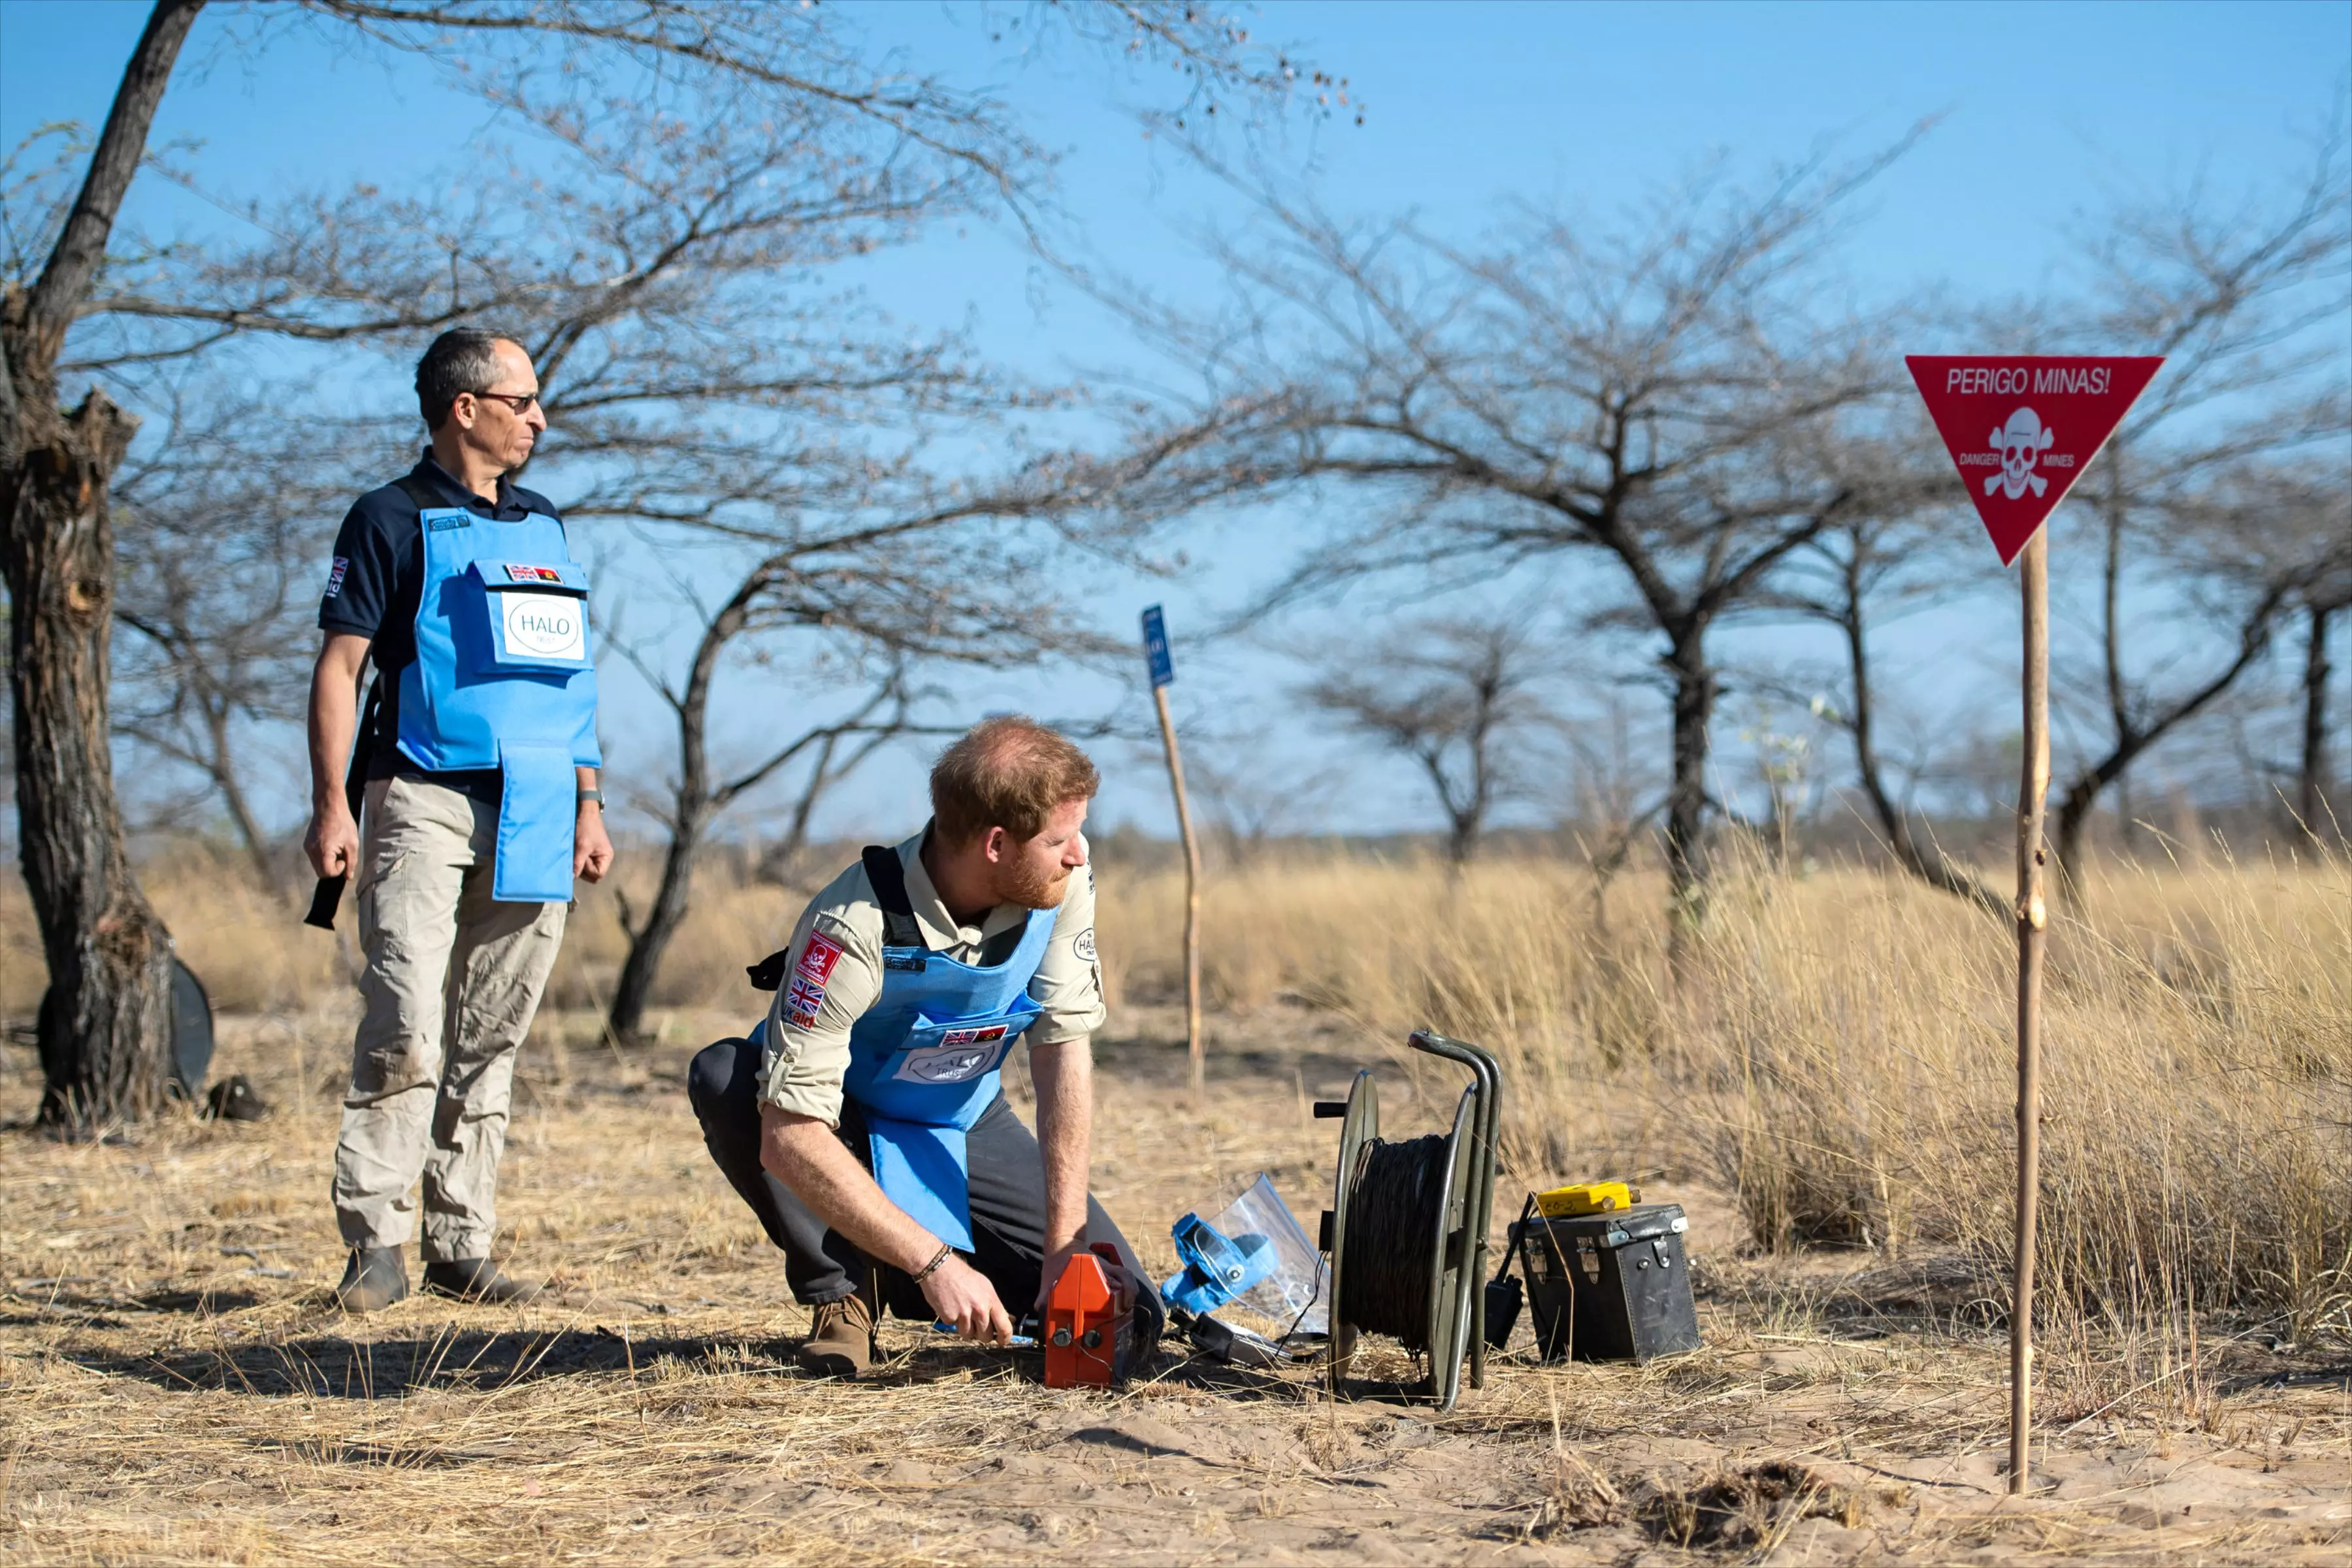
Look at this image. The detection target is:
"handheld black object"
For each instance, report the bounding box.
[303,680,380,931]
[304,875,347,931]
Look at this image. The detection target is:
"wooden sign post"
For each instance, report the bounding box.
[1142,606,1203,1094]
[2010,528,2051,1494]
[1906,355,2163,1495]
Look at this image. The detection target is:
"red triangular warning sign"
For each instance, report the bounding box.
[1906,355,2164,565]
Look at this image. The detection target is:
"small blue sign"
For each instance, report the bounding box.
[1141,604,1175,689]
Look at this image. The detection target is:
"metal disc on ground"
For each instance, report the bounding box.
[170,960,214,1096]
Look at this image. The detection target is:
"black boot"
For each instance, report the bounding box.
[423,1256,543,1304]
[335,1247,410,1313]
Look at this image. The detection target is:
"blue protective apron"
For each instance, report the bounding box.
[748,843,1054,1250]
[392,479,600,902]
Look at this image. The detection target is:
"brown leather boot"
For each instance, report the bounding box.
[796,1284,878,1379]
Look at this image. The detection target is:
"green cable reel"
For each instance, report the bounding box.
[1318,1030,1502,1411]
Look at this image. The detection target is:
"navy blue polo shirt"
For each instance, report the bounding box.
[318,452,564,800]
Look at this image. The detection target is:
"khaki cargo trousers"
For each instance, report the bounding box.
[333,776,567,1262]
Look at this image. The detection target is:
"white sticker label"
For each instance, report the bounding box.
[501,591,585,659]
[894,1043,1002,1085]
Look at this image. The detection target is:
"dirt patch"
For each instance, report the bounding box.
[1,1003,2347,1565]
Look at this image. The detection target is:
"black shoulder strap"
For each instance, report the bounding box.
[393,472,452,515]
[747,845,925,991]
[861,845,926,951]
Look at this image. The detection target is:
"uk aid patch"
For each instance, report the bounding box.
[785,974,828,1030]
[323,557,350,598]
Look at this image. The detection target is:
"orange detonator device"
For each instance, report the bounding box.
[1043,1243,1134,1388]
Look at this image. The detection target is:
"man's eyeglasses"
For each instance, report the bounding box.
[468,389,541,414]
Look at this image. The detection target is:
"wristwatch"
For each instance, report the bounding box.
[576,788,603,808]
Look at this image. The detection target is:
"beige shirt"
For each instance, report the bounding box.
[757,825,1104,1125]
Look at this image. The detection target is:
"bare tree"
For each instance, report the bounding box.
[596,472,1115,1045]
[1,0,1327,1126]
[1,0,207,1127]
[2036,131,2351,882]
[1097,140,1918,928]
[1774,498,2008,913]
[2295,538,2351,837]
[1182,747,1348,863]
[1556,684,1666,926]
[109,385,356,896]
[1300,617,1548,866]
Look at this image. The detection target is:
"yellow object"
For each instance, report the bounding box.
[1537,1182,1634,1218]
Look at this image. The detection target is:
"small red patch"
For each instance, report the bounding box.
[796,932,843,982]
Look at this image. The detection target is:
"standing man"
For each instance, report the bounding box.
[305,327,612,1312]
[688,717,1162,1378]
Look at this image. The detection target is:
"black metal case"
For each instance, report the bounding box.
[1511,1202,1699,1363]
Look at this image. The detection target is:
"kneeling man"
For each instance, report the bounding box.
[689,717,1161,1377]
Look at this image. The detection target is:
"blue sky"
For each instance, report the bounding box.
[4,1,2346,843]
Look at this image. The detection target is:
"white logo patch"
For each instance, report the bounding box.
[896,1044,998,1085]
[1073,928,1096,961]
[502,591,585,659]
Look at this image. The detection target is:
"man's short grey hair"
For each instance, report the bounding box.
[415,327,521,430]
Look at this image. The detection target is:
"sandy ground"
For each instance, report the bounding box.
[1,1000,2345,1565]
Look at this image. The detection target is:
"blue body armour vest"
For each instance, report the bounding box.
[393,480,600,902]
[751,845,1054,1250]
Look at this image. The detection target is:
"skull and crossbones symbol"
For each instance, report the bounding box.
[1987,406,2055,500]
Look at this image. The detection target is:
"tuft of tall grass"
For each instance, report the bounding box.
[7,832,2344,1334]
[1103,841,2352,1335]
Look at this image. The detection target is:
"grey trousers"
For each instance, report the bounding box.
[332,776,567,1261]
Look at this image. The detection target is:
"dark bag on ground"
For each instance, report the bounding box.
[1510,1201,1699,1363]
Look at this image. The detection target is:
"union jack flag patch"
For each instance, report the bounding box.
[504,563,564,583]
[785,973,827,1029]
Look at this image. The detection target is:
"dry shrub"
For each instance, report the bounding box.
[1104,841,2352,1333]
[0,841,798,1036]
[542,866,794,1019]
[1,840,351,1017]
[1641,1461,1865,1550]
[5,830,2344,1334]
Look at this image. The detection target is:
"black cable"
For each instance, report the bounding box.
[1338,1133,1451,1350]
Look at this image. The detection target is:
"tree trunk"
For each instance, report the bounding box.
[1837,598,2005,913]
[2099,449,2136,858]
[606,578,742,1043]
[607,800,707,1043]
[5,392,175,1127]
[205,696,287,900]
[1662,631,1717,945]
[0,0,206,1128]
[2052,769,2104,891]
[2053,587,2287,894]
[2301,600,2335,836]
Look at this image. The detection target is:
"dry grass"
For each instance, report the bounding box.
[3,1000,2347,1565]
[2,843,2347,1563]
[1099,844,2352,1336]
